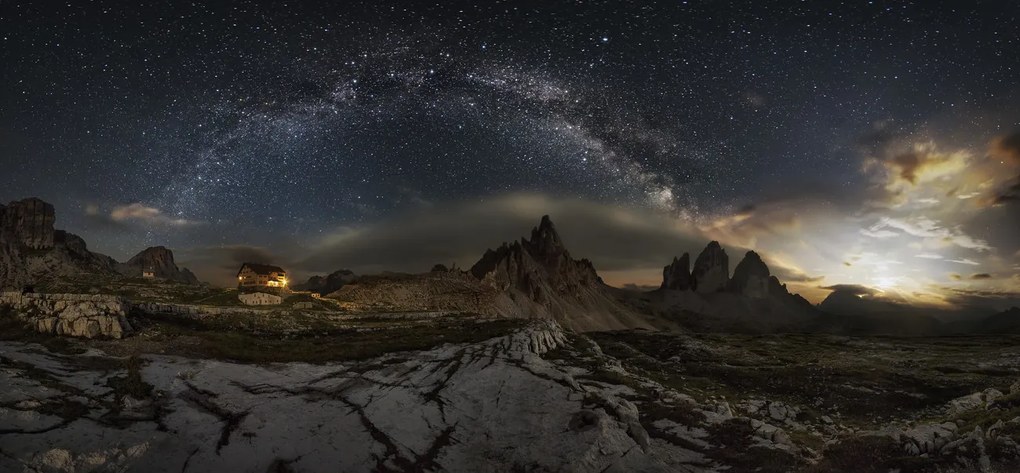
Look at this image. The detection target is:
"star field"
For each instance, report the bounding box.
[1,1,1018,300]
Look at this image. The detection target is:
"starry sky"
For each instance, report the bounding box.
[1,1,1018,312]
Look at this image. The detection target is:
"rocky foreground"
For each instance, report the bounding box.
[3,321,1020,472]
[0,321,667,472]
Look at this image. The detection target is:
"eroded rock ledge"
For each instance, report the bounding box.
[0,292,132,339]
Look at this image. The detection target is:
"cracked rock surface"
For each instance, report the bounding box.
[4,323,1020,472]
[0,321,684,472]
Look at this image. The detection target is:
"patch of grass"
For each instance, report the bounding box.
[579,368,636,388]
[703,419,803,473]
[589,330,1009,423]
[183,289,245,306]
[105,356,154,400]
[134,313,528,363]
[0,306,31,338]
[804,435,948,473]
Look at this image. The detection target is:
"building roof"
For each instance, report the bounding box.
[238,262,286,276]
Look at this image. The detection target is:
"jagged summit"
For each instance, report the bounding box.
[645,243,818,332]
[692,241,729,293]
[661,253,691,290]
[524,215,567,259]
[471,215,599,290]
[470,215,653,332]
[119,246,199,284]
[660,245,792,300]
[728,250,771,298]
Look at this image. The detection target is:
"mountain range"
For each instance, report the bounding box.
[0,198,200,290]
[3,197,1016,335]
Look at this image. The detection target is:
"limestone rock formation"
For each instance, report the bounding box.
[0,198,56,249]
[691,241,729,293]
[0,321,694,472]
[295,269,357,295]
[638,242,823,333]
[727,251,771,298]
[470,215,655,331]
[471,216,603,301]
[660,253,692,290]
[0,292,132,338]
[0,198,119,289]
[119,246,200,284]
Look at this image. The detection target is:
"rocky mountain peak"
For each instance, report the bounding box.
[468,215,650,331]
[692,241,729,293]
[728,250,772,298]
[524,215,568,260]
[661,253,692,290]
[1,197,122,289]
[120,246,199,284]
[126,246,173,267]
[472,216,594,287]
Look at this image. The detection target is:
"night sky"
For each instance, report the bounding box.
[2,1,1018,310]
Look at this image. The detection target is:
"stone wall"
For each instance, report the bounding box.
[0,292,132,339]
[133,301,285,319]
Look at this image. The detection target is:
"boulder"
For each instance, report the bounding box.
[947,388,1004,416]
[899,422,958,455]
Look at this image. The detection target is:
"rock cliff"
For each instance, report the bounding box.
[470,215,655,331]
[0,292,132,338]
[0,197,56,249]
[326,271,515,314]
[660,253,692,290]
[0,198,120,289]
[118,246,200,284]
[0,198,200,289]
[646,243,819,332]
[691,241,729,293]
[727,250,771,298]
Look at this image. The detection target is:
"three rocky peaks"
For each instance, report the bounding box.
[0,198,199,288]
[661,242,795,299]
